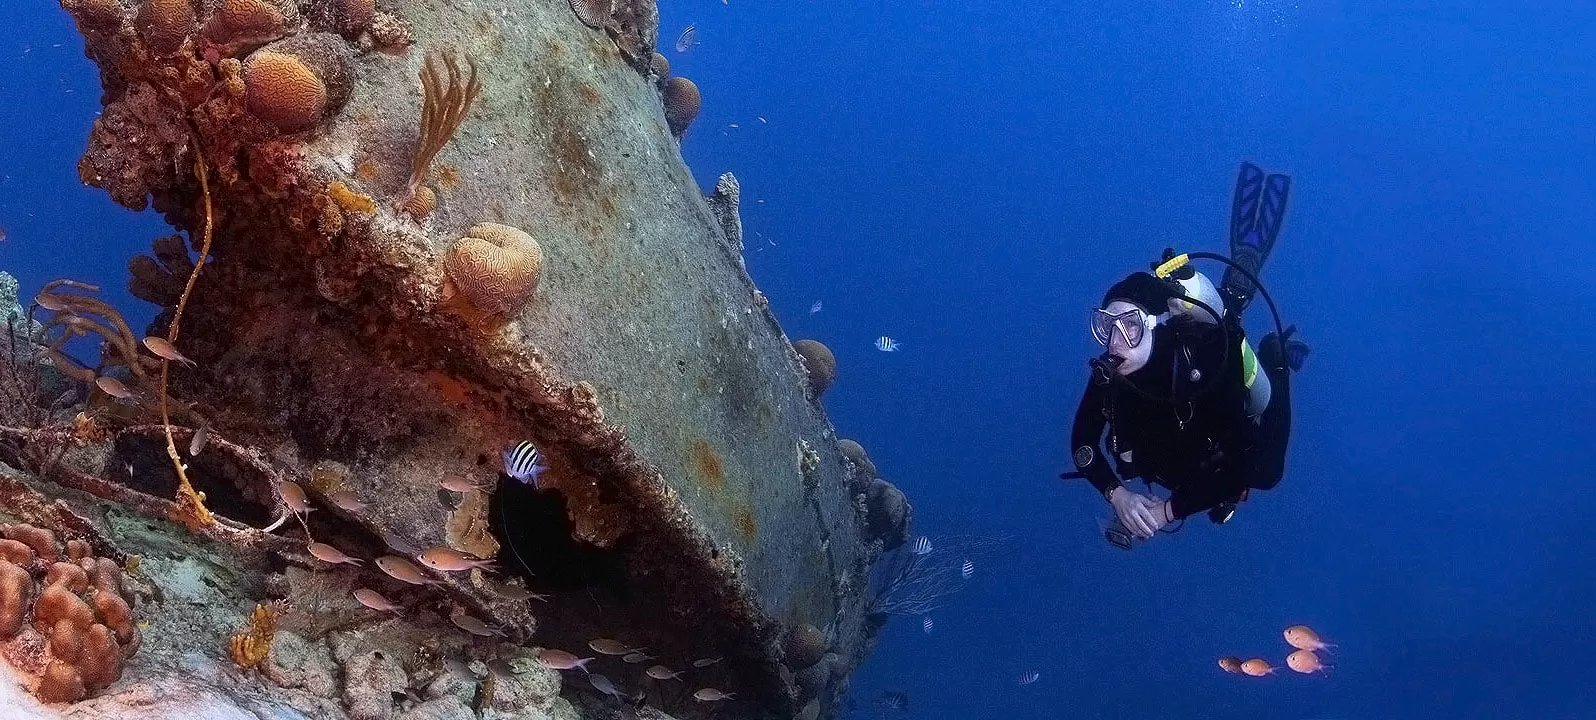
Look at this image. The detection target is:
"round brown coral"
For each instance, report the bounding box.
[570,0,612,29]
[62,0,127,37]
[0,525,138,703]
[837,439,877,492]
[866,479,909,548]
[650,51,670,79]
[203,0,292,50]
[792,340,835,396]
[783,623,826,670]
[137,0,196,56]
[662,76,701,136]
[334,0,375,35]
[402,184,437,220]
[242,33,354,133]
[442,223,545,319]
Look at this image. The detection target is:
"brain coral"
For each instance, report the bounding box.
[203,0,293,50]
[662,77,701,136]
[0,524,138,703]
[569,0,613,29]
[837,439,878,491]
[650,51,670,79]
[136,0,196,56]
[442,223,545,319]
[783,623,826,670]
[242,33,354,133]
[792,340,836,396]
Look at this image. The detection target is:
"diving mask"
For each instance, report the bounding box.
[1091,307,1156,349]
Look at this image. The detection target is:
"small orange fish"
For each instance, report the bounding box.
[307,542,362,566]
[1217,656,1242,673]
[1286,649,1328,674]
[418,547,496,573]
[645,665,683,681]
[1284,625,1333,651]
[328,490,367,512]
[278,480,313,514]
[95,376,135,400]
[352,588,403,613]
[1240,659,1274,677]
[34,294,67,312]
[539,649,594,672]
[142,336,196,367]
[693,688,735,702]
[450,613,503,637]
[376,555,437,585]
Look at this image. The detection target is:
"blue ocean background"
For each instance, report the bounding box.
[4,1,1594,718]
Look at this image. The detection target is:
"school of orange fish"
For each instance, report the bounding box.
[1218,624,1334,677]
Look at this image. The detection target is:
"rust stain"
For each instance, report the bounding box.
[425,371,477,406]
[579,84,601,108]
[355,160,379,182]
[733,503,757,541]
[691,438,724,492]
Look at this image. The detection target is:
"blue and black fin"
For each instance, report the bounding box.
[1221,162,1291,314]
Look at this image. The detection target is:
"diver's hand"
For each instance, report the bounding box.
[1108,487,1163,539]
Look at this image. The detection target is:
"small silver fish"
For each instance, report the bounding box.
[352,588,403,613]
[922,616,933,634]
[874,336,900,352]
[588,673,624,699]
[622,652,654,664]
[911,536,932,555]
[645,665,683,681]
[693,688,735,702]
[376,555,437,585]
[809,300,822,314]
[278,480,313,514]
[142,336,196,367]
[94,376,135,400]
[539,649,595,672]
[439,475,486,493]
[961,559,975,579]
[188,425,210,457]
[419,546,496,573]
[328,490,368,512]
[382,531,420,557]
[588,638,641,656]
[308,542,363,566]
[674,24,697,53]
[451,614,503,637]
[691,657,721,668]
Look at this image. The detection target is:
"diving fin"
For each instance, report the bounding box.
[1221,162,1292,315]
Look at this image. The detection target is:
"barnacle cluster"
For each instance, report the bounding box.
[0,523,139,703]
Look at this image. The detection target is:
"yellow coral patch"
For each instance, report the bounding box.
[327,180,375,214]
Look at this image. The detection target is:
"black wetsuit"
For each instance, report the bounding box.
[1069,315,1293,520]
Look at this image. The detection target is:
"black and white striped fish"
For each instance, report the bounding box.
[503,440,549,489]
[1017,670,1040,686]
[921,616,934,634]
[911,536,932,555]
[961,559,975,579]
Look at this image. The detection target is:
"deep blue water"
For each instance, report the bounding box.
[5,2,1595,718]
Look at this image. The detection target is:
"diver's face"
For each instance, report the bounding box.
[1100,300,1154,375]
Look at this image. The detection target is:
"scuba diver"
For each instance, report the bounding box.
[1062,162,1311,547]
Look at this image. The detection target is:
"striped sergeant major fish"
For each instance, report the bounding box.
[503,440,549,489]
